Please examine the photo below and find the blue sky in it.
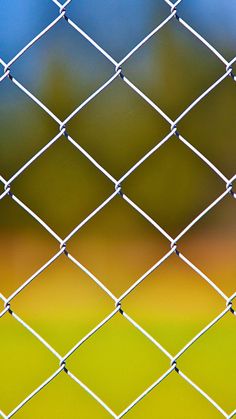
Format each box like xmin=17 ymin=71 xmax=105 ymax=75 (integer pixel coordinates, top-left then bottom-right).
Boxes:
xmin=0 ymin=0 xmax=236 ymax=80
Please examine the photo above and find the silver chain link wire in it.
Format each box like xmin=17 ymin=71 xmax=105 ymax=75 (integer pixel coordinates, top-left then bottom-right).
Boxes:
xmin=0 ymin=0 xmax=236 ymax=417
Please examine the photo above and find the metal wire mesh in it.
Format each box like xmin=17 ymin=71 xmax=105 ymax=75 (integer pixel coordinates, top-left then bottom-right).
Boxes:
xmin=0 ymin=0 xmax=235 ymax=417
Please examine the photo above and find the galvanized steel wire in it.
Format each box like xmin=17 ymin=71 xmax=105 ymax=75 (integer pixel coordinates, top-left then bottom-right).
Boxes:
xmin=0 ymin=0 xmax=235 ymax=417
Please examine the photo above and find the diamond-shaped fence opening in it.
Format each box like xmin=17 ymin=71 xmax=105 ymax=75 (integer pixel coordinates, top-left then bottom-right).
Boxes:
xmin=123 ymin=252 xmax=224 ymax=352
xmin=0 ymin=1 xmax=235 ymax=418
xmin=67 ymin=78 xmax=168 ymax=178
xmin=123 ymin=15 xmax=225 ymax=115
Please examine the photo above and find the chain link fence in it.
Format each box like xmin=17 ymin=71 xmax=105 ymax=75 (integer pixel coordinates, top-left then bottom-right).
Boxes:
xmin=0 ymin=0 xmax=235 ymax=417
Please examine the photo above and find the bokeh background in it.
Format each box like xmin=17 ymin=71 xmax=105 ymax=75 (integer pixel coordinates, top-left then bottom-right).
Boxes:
xmin=0 ymin=0 xmax=236 ymax=418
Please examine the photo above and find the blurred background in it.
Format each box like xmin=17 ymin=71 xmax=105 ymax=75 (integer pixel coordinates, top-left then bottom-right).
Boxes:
xmin=0 ymin=0 xmax=236 ymax=417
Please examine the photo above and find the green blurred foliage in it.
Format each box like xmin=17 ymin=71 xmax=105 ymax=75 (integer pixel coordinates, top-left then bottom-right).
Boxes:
xmin=0 ymin=23 xmax=235 ymax=236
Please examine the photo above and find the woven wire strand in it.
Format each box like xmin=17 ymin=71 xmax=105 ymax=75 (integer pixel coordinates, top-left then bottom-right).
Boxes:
xmin=0 ymin=0 xmax=235 ymax=417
